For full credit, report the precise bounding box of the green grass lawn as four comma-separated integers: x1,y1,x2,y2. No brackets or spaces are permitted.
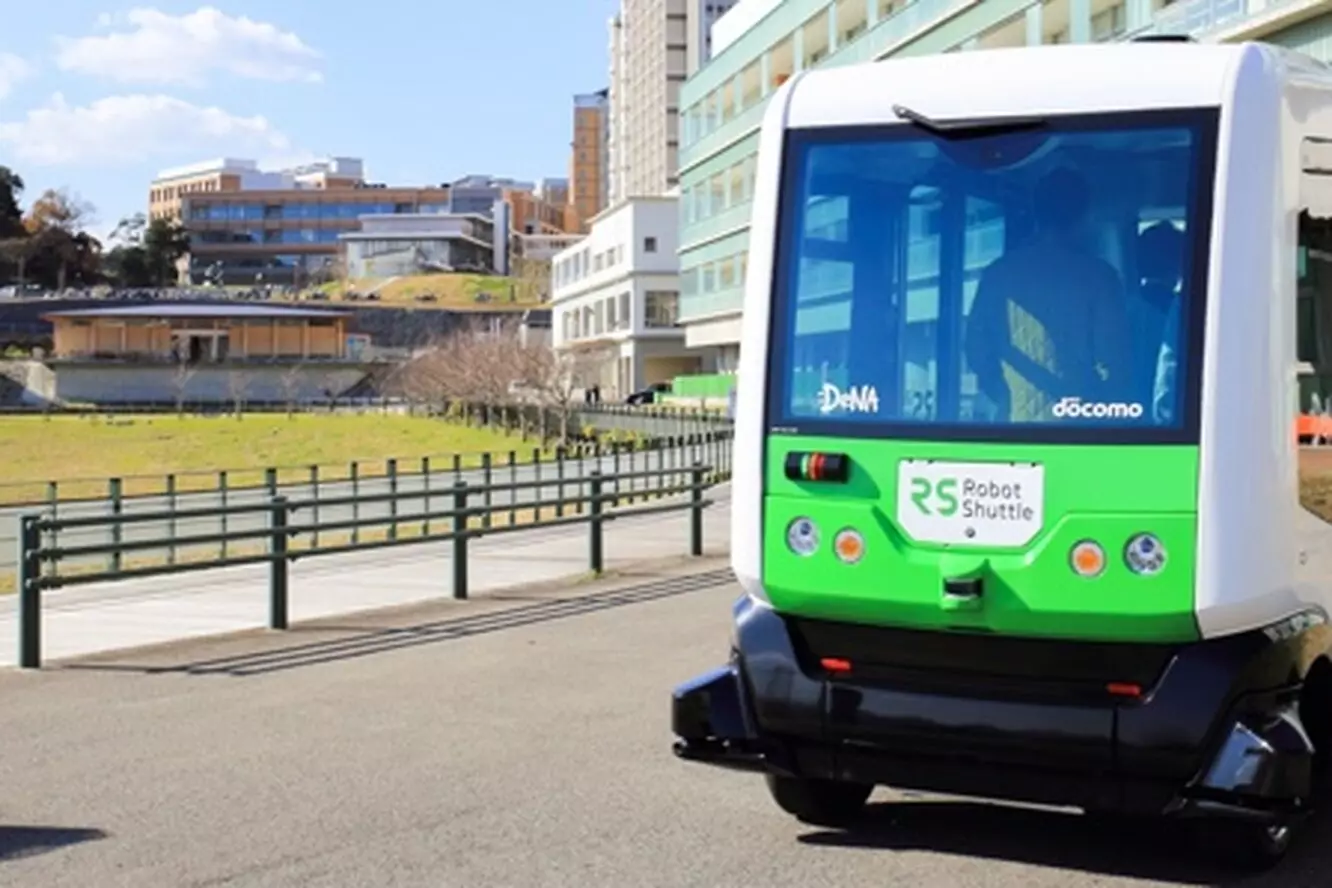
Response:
0,413,555,505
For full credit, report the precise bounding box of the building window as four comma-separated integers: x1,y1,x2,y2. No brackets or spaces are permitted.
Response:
644,236,658,253
645,290,679,327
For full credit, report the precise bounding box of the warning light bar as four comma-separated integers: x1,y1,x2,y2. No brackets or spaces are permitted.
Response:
784,451,850,483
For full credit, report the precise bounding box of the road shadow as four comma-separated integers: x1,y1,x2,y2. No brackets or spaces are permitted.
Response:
796,798,1332,885
62,567,735,678
0,825,108,862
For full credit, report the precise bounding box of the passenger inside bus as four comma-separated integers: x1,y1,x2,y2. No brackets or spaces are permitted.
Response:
963,167,1135,422
1134,220,1186,409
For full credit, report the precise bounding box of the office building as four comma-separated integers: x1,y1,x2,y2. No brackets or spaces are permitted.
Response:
674,0,1332,393
550,196,702,398
156,160,577,286
569,90,611,228
340,202,513,279
148,157,367,223
607,0,690,204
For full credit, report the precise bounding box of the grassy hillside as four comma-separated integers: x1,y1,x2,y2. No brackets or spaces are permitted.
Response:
301,272,544,311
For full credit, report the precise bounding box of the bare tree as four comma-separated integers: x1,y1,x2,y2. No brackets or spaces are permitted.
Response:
395,316,529,415
227,369,250,419
514,341,610,446
279,365,304,417
173,361,197,414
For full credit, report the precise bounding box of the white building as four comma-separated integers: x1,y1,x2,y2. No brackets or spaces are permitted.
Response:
550,197,702,398
685,0,739,75
606,0,689,204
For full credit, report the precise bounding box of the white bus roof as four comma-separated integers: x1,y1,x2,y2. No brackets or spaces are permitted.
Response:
782,42,1317,129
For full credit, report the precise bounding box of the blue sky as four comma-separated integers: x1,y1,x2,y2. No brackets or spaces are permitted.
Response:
0,2,620,240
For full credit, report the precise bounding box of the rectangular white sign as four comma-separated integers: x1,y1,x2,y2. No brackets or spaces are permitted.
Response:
896,459,1045,548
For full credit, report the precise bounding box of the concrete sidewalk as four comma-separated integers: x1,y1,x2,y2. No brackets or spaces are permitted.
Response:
0,484,732,667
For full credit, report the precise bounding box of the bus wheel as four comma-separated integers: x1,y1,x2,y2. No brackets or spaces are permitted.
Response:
764,774,873,828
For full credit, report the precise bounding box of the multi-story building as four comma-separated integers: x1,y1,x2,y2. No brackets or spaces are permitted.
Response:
606,0,690,204
674,0,1332,393
550,196,702,398
161,162,577,286
178,183,452,287
686,0,742,74
340,203,512,279
148,157,366,224
569,90,611,228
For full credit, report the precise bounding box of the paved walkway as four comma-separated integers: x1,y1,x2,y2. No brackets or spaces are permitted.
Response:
0,558,1325,887
0,484,731,667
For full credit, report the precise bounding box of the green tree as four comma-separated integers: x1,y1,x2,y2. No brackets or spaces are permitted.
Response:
0,166,23,236
21,187,100,289
102,213,154,287
142,216,190,286
0,166,27,285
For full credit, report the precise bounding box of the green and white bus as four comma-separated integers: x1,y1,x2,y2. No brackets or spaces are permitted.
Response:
671,37,1332,871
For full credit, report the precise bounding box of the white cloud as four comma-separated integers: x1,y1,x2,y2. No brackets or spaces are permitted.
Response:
0,53,32,101
54,7,322,86
0,93,292,166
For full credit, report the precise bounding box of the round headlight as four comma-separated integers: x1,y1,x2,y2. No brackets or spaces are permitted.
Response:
1070,540,1106,578
833,528,865,564
1125,533,1166,576
786,517,819,557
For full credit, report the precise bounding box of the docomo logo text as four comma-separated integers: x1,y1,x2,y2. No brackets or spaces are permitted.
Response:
819,382,880,414
1051,397,1144,420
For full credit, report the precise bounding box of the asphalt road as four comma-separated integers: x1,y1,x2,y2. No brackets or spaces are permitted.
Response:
0,439,728,578
0,559,1328,887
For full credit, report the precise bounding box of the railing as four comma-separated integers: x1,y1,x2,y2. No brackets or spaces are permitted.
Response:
11,430,734,668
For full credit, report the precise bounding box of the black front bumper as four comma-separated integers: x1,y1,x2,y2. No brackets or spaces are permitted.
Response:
672,596,1327,822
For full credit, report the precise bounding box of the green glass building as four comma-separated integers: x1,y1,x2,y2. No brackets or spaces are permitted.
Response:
672,0,1332,401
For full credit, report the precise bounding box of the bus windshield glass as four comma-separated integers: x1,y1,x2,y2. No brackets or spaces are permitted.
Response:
767,108,1218,443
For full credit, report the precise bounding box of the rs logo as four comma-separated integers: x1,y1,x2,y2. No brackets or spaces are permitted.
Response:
909,476,958,516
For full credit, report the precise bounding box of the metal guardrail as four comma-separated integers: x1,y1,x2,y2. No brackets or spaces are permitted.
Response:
11,431,733,668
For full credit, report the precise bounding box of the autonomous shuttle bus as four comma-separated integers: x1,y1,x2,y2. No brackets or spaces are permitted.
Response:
670,38,1332,869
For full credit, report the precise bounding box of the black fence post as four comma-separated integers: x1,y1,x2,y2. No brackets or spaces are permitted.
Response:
218,470,229,559
46,481,58,561
422,456,432,536
108,477,123,573
166,473,177,565
387,458,399,541
481,453,492,530
556,447,566,518
589,471,604,574
452,481,469,600
507,450,517,526
309,465,320,548
268,496,289,630
16,513,41,669
690,463,704,557
350,461,360,545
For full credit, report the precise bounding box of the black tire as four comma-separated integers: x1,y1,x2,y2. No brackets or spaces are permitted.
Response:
1192,817,1297,873
764,774,873,827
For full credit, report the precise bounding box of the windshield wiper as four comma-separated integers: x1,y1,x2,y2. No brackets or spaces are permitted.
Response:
892,104,1049,139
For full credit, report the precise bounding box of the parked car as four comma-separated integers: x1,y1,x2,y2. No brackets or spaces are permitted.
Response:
625,382,670,405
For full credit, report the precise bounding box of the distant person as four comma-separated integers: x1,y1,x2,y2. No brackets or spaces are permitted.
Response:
964,167,1133,422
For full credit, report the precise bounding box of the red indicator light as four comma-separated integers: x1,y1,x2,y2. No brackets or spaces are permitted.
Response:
783,451,850,483
1106,682,1142,698
820,657,853,674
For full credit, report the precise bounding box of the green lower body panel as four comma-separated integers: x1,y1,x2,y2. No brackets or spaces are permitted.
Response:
761,435,1201,644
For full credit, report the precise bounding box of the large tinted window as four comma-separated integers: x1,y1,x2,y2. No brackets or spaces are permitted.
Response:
768,108,1217,443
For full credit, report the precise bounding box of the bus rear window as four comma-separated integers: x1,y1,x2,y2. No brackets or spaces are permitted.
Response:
767,108,1218,444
